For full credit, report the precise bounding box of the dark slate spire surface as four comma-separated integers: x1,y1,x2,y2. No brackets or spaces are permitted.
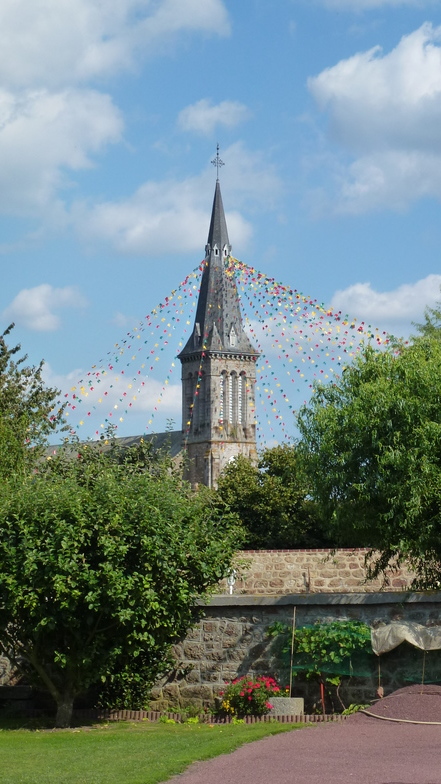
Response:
179,181,258,359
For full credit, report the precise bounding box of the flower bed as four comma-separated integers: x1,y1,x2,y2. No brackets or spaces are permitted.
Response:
218,676,288,718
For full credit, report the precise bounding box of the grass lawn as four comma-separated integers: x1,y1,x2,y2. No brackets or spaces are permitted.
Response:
0,719,307,784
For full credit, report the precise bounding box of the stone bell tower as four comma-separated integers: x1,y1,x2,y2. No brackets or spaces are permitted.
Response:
178,154,259,488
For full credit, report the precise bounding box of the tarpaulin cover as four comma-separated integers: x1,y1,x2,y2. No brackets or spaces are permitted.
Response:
371,622,441,655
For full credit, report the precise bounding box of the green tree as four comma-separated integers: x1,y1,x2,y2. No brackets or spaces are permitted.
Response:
215,444,327,549
298,339,441,588
0,439,243,727
0,323,66,476
412,290,441,340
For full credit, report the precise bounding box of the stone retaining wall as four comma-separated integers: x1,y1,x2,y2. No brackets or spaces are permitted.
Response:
151,592,441,712
220,549,414,594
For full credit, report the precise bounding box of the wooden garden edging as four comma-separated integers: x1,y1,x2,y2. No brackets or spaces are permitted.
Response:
1,707,347,724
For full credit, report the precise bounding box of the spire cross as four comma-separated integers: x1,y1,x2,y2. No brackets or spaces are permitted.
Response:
211,144,224,180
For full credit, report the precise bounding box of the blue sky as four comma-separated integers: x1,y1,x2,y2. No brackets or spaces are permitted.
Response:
2,0,441,440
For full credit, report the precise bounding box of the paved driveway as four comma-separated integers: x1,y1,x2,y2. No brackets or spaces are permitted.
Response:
167,715,441,784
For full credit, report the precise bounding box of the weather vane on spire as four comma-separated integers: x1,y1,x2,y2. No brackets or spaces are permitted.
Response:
211,143,224,181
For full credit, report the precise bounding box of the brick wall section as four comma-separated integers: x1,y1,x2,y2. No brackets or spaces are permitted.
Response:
219,548,414,594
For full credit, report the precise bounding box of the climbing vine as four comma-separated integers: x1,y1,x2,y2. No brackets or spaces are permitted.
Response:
268,620,372,714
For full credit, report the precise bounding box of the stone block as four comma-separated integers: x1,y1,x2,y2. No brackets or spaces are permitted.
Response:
180,685,213,701
200,661,222,676
201,671,222,684
269,697,304,716
185,628,202,641
223,622,239,636
203,632,220,642
269,579,284,588
205,650,225,662
226,649,248,663
183,643,204,660
391,578,408,588
171,643,184,659
222,638,240,649
203,622,219,633
186,669,201,684
162,684,180,701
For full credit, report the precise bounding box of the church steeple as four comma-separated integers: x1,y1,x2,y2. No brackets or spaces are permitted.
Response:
180,179,257,359
178,154,259,489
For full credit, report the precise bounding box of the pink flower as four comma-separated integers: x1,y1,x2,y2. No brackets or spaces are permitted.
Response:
248,696,252,701
266,702,273,709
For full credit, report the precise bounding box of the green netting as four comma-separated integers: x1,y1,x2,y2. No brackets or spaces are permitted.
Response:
271,621,441,691
289,621,373,679
291,641,441,685
378,644,441,685
289,622,441,686
291,652,374,679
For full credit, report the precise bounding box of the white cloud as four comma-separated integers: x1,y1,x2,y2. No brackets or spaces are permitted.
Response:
308,24,441,212
0,0,230,219
320,0,435,8
330,274,441,335
73,142,281,255
73,177,252,256
0,88,123,215
3,284,88,331
335,151,441,213
0,0,230,90
178,99,250,135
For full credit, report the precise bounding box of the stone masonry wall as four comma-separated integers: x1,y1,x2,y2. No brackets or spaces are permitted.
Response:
150,593,441,713
220,548,414,594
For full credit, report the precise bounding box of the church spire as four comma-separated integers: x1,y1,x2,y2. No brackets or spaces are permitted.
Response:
205,179,230,258
179,173,257,359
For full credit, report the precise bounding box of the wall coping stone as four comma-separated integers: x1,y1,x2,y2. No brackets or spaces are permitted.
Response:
204,591,441,607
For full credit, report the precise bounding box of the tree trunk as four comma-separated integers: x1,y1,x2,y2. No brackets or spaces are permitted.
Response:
55,693,75,728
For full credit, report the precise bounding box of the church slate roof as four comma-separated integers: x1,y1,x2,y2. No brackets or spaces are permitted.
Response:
45,430,183,460
179,180,258,360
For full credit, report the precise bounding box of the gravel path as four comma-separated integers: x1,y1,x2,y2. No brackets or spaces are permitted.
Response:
166,687,441,784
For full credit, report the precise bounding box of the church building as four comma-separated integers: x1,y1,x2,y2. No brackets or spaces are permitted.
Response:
50,159,260,490
178,170,259,488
